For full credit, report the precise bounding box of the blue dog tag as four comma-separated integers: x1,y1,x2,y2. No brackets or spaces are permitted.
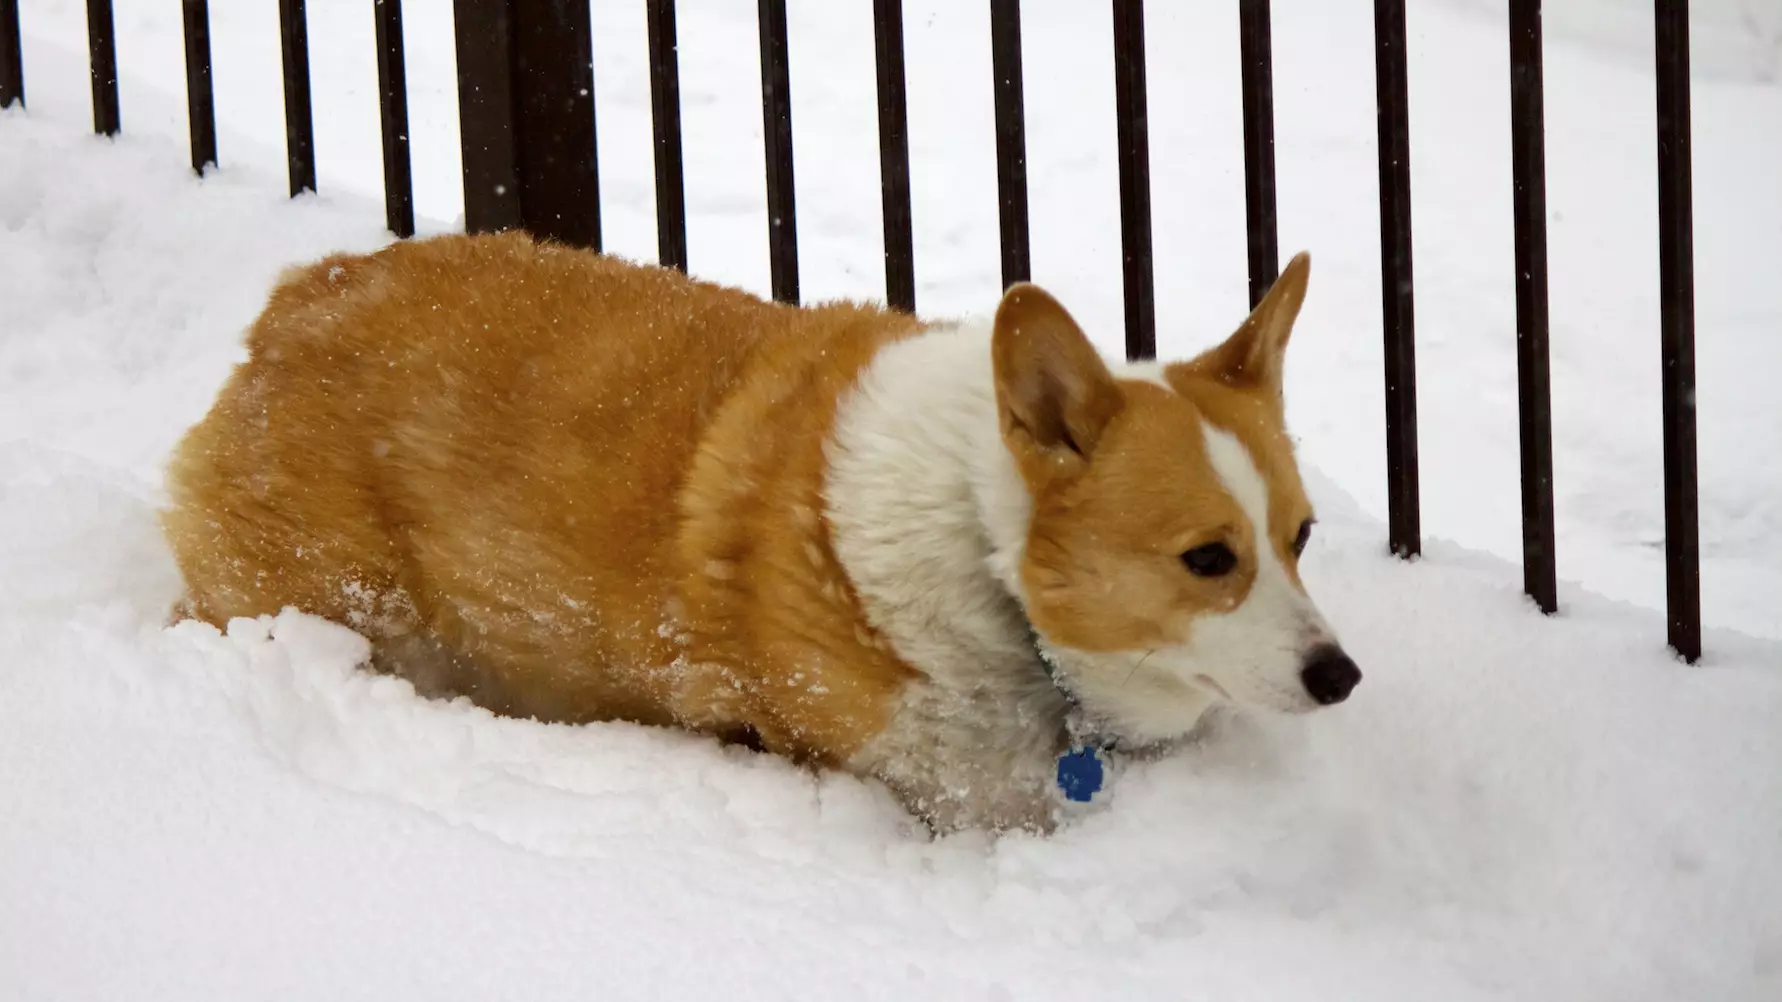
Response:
1056,746,1105,803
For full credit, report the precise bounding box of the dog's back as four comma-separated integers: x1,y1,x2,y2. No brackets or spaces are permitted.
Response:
164,232,925,748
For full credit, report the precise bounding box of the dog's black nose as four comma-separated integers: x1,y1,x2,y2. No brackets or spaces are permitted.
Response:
1300,646,1362,705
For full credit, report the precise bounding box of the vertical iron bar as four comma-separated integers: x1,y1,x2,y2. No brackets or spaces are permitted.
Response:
1373,0,1421,558
1238,0,1279,306
1112,0,1155,361
757,0,799,304
452,0,520,233
1655,0,1700,662
1509,0,1557,614
873,0,916,313
373,0,415,238
452,0,598,246
0,0,21,109
646,0,687,271
278,0,316,196
989,0,1030,288
86,0,120,136
181,0,216,173
511,0,600,248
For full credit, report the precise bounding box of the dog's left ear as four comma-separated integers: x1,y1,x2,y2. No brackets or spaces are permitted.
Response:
1193,250,1311,396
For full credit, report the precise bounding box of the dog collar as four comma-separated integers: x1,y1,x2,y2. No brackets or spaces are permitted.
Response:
1027,625,1117,804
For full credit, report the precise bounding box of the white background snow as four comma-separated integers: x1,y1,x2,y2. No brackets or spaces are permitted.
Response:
2,1,1779,999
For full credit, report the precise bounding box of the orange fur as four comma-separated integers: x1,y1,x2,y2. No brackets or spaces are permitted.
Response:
991,268,1316,654
165,234,1347,831
163,232,924,765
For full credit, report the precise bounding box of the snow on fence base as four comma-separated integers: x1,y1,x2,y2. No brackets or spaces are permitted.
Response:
0,0,1707,662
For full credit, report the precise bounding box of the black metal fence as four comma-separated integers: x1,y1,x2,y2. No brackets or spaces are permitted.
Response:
0,0,1705,663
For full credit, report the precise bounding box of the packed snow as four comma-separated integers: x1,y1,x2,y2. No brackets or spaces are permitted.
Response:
3,1,1780,999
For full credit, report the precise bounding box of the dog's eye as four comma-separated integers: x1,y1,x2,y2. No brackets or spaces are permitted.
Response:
1181,542,1238,578
1292,518,1314,556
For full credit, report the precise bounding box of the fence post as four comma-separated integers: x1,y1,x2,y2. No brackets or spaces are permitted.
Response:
0,0,21,110
989,0,1030,289
1508,0,1557,614
1654,0,1701,663
277,0,316,195
1373,0,1421,559
278,0,316,194
514,0,600,248
373,0,414,238
1238,0,1279,307
453,1,520,233
646,0,687,270
86,0,120,136
757,0,799,304
451,0,600,248
181,0,216,173
1111,0,1155,362
873,0,915,313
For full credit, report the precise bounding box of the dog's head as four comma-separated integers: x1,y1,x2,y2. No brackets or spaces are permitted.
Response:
993,253,1358,745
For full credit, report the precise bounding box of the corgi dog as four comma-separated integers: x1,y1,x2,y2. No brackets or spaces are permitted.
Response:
163,232,1359,832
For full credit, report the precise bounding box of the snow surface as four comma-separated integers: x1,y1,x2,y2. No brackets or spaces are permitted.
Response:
3,2,1781,999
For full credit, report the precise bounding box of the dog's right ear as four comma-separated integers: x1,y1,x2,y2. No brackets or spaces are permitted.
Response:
992,283,1122,473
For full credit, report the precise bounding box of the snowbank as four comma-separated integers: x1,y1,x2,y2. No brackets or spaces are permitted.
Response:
4,104,1781,1002
4,1,1781,997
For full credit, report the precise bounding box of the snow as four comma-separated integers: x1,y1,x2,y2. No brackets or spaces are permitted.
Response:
3,1,1780,999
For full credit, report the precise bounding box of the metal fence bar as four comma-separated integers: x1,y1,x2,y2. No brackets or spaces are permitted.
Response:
1509,0,1557,614
1112,0,1155,361
452,0,520,233
989,0,1030,288
373,0,414,238
86,0,120,136
511,0,600,248
1654,0,1701,662
0,0,20,109
873,0,916,313
1373,0,1421,558
1238,0,1279,306
757,0,799,303
646,0,687,270
277,0,316,196
180,0,215,172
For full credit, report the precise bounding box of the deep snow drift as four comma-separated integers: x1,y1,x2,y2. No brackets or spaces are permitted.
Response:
3,1,1781,999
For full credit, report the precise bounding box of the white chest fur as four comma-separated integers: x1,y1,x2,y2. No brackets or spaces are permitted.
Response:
824,323,1073,830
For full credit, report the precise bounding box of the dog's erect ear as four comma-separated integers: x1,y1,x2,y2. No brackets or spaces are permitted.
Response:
992,283,1123,469
1194,250,1311,395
